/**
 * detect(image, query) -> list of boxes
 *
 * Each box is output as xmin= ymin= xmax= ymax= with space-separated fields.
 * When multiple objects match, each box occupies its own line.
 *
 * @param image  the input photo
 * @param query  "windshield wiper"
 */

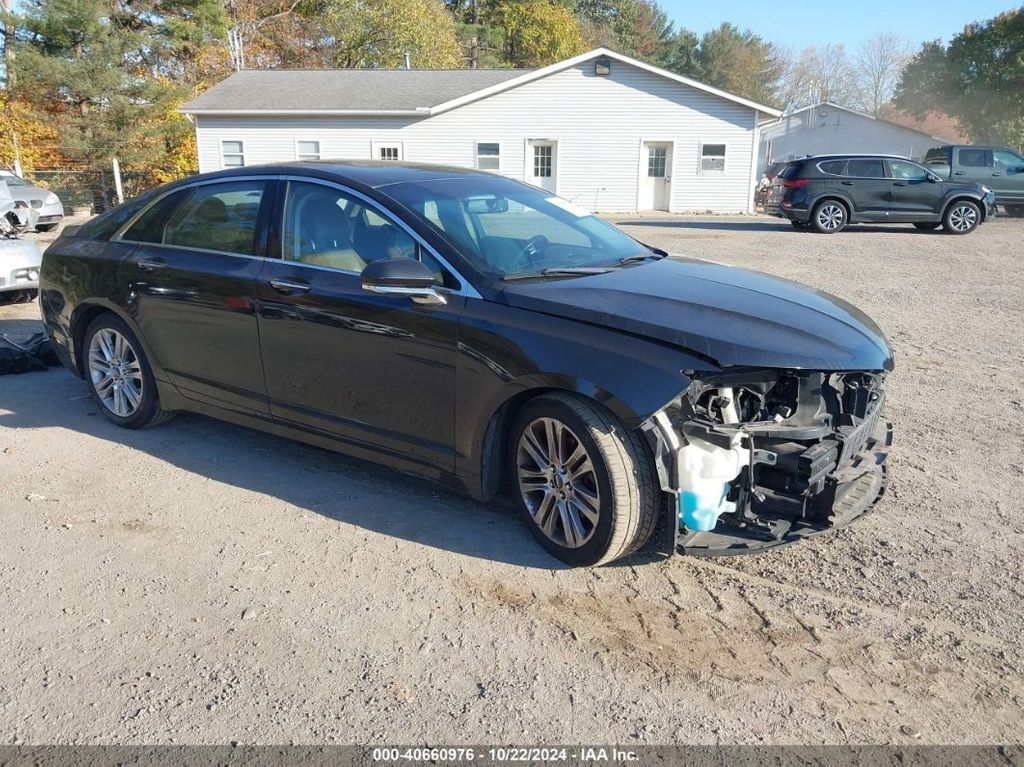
xmin=502 ymin=267 xmax=614 ymax=281
xmin=618 ymin=252 xmax=665 ymax=266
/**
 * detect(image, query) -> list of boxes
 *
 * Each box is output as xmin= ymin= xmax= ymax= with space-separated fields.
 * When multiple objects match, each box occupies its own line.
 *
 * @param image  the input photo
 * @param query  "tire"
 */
xmin=913 ymin=222 xmax=941 ymax=230
xmin=508 ymin=392 xmax=658 ymax=567
xmin=790 ymin=220 xmax=807 ymax=229
xmin=82 ymin=313 xmax=175 ymax=428
xmin=943 ymin=199 xmax=980 ymax=235
xmin=810 ymin=199 xmax=848 ymax=233
xmin=35 ymin=223 xmax=58 ymax=232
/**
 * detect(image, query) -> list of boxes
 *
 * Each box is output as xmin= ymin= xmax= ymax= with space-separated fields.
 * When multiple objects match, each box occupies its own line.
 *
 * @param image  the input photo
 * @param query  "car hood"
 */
xmin=500 ymin=257 xmax=894 ymax=371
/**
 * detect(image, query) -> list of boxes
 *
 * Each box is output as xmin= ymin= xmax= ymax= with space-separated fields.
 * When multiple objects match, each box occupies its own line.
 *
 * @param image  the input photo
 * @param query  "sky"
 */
xmin=660 ymin=0 xmax=1021 ymax=50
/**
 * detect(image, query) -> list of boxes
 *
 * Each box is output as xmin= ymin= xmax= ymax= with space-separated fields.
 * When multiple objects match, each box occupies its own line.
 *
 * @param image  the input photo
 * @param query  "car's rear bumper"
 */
xmin=766 ymin=203 xmax=809 ymax=223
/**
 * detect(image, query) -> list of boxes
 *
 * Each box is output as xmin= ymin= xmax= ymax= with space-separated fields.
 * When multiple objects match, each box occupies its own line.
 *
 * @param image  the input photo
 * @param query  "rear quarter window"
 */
xmin=818 ymin=160 xmax=846 ymax=176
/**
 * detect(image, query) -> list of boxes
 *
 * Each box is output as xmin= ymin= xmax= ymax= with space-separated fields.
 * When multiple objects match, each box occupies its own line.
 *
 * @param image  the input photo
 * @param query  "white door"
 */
xmin=528 ymin=140 xmax=557 ymax=193
xmin=640 ymin=142 xmax=672 ymax=211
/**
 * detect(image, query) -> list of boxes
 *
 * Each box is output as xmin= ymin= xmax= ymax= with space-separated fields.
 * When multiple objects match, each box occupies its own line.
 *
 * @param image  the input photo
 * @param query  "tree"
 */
xmin=312 ymin=0 xmax=463 ymax=69
xmin=852 ymin=32 xmax=911 ymax=116
xmin=15 ymin=0 xmax=227 ymax=180
xmin=696 ymin=23 xmax=782 ymax=107
xmin=894 ymin=9 xmax=1024 ymax=147
xmin=778 ymin=43 xmax=857 ymax=110
xmin=652 ymin=27 xmax=700 ymax=78
xmin=490 ymin=1 xmax=587 ymax=67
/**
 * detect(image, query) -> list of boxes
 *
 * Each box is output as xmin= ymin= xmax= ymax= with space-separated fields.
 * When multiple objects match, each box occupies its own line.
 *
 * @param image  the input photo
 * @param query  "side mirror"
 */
xmin=360 ymin=258 xmax=446 ymax=306
xmin=927 ymin=173 xmax=941 ymax=183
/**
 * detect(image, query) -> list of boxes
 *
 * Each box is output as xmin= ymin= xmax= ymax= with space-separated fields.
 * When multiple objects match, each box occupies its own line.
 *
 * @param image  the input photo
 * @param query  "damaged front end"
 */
xmin=643 ymin=369 xmax=893 ymax=555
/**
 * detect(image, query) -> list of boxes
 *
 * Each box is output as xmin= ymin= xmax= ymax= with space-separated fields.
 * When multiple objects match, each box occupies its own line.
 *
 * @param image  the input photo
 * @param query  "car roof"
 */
xmin=187 ymin=160 xmax=505 ymax=190
xmin=797 ymin=154 xmax=910 ymax=161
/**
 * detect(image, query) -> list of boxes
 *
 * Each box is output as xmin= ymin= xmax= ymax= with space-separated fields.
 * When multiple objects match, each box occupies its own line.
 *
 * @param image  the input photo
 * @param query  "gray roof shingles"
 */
xmin=182 ymin=68 xmax=532 ymax=113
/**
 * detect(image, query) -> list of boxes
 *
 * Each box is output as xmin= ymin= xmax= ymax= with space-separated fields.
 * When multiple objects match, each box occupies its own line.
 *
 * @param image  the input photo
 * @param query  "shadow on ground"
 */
xmin=0 ymin=317 xmax=671 ymax=569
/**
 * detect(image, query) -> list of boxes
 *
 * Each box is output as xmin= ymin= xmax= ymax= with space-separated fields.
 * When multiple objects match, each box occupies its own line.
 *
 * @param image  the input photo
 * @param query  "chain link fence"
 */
xmin=25 ymin=167 xmax=187 ymax=214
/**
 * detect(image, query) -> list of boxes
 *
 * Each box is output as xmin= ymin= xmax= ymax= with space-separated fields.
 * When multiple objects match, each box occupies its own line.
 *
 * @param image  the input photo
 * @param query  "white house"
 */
xmin=181 ymin=48 xmax=781 ymax=214
xmin=759 ymin=102 xmax=954 ymax=175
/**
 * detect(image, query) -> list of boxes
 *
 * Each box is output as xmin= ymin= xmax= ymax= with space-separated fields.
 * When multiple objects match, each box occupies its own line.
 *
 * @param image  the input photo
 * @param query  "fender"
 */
xmin=806 ymin=190 xmax=857 ymax=217
xmin=453 ymin=298 xmax=719 ymax=499
xmin=940 ymin=192 xmax=987 ymax=219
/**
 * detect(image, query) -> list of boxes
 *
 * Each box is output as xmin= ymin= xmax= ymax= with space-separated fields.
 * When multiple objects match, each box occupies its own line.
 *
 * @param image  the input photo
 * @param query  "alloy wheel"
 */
xmin=88 ymin=328 xmax=144 ymax=418
xmin=816 ymin=204 xmax=845 ymax=231
xmin=948 ymin=205 xmax=977 ymax=232
xmin=516 ymin=417 xmax=601 ymax=549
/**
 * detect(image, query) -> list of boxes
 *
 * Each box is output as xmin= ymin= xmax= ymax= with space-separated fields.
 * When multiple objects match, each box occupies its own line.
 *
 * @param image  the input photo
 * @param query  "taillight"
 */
xmin=782 ymin=178 xmax=810 ymax=189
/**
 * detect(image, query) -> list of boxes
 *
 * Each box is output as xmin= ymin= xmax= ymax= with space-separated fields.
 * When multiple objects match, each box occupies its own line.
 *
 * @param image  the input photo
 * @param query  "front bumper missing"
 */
xmin=674 ymin=417 xmax=892 ymax=556
xmin=679 ymin=418 xmax=891 ymax=555
xmin=641 ymin=372 xmax=894 ymax=558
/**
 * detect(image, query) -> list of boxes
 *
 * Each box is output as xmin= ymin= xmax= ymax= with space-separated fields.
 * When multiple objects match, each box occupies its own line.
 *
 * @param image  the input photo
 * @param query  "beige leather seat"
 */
xmin=295 ymin=197 xmax=366 ymax=273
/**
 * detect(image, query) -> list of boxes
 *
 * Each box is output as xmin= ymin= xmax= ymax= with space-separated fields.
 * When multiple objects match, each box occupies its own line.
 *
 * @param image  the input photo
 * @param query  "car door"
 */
xmin=952 ymin=147 xmax=992 ymax=185
xmin=255 ymin=178 xmax=465 ymax=474
xmin=886 ymin=159 xmax=944 ymax=220
xmin=991 ymin=149 xmax=1024 ymax=202
xmin=112 ymin=178 xmax=276 ymax=415
xmin=840 ymin=158 xmax=890 ymax=220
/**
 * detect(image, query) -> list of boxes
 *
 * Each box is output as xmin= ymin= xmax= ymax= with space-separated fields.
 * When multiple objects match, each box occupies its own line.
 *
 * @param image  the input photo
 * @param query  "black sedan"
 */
xmin=40 ymin=162 xmax=894 ymax=566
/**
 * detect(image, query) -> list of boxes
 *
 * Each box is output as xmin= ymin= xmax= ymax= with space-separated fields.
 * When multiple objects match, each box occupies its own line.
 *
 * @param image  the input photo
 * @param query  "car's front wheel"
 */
xmin=83 ymin=314 xmax=175 ymax=429
xmin=811 ymin=200 xmax=848 ymax=233
xmin=509 ymin=393 xmax=658 ymax=567
xmin=943 ymin=200 xmax=981 ymax=234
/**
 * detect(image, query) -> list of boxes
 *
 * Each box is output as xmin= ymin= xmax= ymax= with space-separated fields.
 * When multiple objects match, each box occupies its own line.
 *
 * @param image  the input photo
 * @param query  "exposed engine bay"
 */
xmin=644 ymin=369 xmax=893 ymax=555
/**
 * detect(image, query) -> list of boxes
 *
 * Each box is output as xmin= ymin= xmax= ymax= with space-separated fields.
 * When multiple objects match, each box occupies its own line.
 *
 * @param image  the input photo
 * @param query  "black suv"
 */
xmin=766 ymin=155 xmax=996 ymax=234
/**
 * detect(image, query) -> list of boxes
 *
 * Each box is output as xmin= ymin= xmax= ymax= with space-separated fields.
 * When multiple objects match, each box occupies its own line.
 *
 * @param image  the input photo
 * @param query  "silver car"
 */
xmin=0 ymin=169 xmax=65 ymax=231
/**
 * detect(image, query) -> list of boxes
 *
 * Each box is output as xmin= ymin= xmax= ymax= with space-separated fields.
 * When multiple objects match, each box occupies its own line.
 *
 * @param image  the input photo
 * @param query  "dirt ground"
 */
xmin=1 ymin=214 xmax=1022 ymax=746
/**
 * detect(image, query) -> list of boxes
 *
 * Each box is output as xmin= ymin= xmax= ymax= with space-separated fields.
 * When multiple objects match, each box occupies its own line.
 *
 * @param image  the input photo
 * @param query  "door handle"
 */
xmin=268 ymin=278 xmax=311 ymax=295
xmin=138 ymin=258 xmax=166 ymax=272
xmin=892 ymin=181 xmax=907 ymax=186
xmin=992 ymin=172 xmax=1003 ymax=177
xmin=954 ymin=171 xmax=966 ymax=176
xmin=841 ymin=181 xmax=854 ymax=186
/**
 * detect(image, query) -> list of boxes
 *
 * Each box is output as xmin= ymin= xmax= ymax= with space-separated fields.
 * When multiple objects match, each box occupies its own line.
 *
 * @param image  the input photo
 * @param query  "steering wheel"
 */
xmin=519 ymin=235 xmax=550 ymax=265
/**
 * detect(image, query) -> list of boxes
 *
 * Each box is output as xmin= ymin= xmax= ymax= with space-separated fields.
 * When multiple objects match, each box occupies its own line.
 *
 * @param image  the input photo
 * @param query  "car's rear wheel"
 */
xmin=810 ymin=200 xmax=848 ymax=233
xmin=83 ymin=314 xmax=175 ymax=429
xmin=943 ymin=200 xmax=980 ymax=235
xmin=913 ymin=222 xmax=941 ymax=230
xmin=509 ymin=393 xmax=658 ymax=567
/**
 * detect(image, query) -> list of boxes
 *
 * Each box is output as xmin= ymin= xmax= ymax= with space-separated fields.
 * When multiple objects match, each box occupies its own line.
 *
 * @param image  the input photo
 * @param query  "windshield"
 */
xmin=0 ymin=170 xmax=30 ymax=187
xmin=379 ymin=175 xmax=650 ymax=278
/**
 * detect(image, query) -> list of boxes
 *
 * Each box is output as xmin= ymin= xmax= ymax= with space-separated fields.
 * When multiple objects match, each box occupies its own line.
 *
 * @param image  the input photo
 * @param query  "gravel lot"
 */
xmin=1 ymin=214 xmax=1022 ymax=746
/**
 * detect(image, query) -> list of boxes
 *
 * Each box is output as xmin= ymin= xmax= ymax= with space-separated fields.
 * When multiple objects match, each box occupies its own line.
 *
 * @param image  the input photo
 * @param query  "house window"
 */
xmin=476 ymin=142 xmax=500 ymax=170
xmin=221 ymin=141 xmax=245 ymax=168
xmin=296 ymin=140 xmax=320 ymax=161
xmin=533 ymin=144 xmax=552 ymax=178
xmin=700 ymin=143 xmax=726 ymax=172
xmin=647 ymin=146 xmax=668 ymax=177
xmin=380 ymin=146 xmax=399 ymax=161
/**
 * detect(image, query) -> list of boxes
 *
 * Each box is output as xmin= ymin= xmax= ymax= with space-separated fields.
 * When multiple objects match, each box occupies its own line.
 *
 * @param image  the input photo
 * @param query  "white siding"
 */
xmin=196 ymin=61 xmax=760 ymax=213
xmin=759 ymin=107 xmax=944 ymax=174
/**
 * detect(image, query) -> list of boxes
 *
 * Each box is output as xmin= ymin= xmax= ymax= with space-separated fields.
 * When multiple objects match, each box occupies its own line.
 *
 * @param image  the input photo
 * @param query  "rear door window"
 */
xmin=958 ymin=149 xmax=990 ymax=168
xmin=160 ymin=182 xmax=268 ymax=256
xmin=845 ymin=159 xmax=886 ymax=178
